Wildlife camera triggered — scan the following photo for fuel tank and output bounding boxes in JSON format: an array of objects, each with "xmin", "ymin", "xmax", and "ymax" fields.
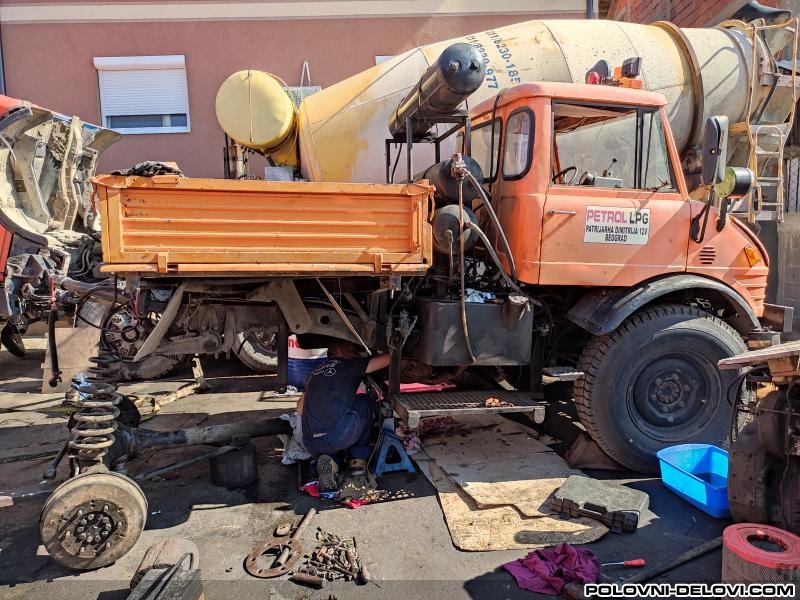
[
  {"xmin": 297, "ymin": 18, "xmax": 796, "ymax": 183},
  {"xmin": 215, "ymin": 70, "xmax": 299, "ymax": 166}
]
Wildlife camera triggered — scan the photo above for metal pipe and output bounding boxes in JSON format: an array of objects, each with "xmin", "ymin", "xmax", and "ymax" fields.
[
  {"xmin": 60, "ymin": 278, "xmax": 122, "ymax": 304},
  {"xmin": 277, "ymin": 313, "xmax": 289, "ymax": 391},
  {"xmin": 457, "ymin": 176, "xmax": 477, "ymax": 363},
  {"xmin": 134, "ymin": 446, "xmax": 235, "ymax": 481},
  {"xmin": 315, "ymin": 278, "xmax": 371, "ymax": 355},
  {"xmin": 0, "ymin": 24, "xmax": 6, "ymax": 95},
  {"xmin": 131, "ymin": 419, "xmax": 292, "ymax": 453}
]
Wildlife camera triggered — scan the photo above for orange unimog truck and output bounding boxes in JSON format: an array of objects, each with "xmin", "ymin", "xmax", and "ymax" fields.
[
  {"xmin": 34, "ymin": 42, "xmax": 796, "ymax": 571},
  {"xmin": 93, "ymin": 71, "xmax": 782, "ymax": 475}
]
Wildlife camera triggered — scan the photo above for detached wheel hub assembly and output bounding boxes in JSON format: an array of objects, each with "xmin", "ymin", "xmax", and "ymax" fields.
[{"xmin": 39, "ymin": 472, "xmax": 147, "ymax": 570}]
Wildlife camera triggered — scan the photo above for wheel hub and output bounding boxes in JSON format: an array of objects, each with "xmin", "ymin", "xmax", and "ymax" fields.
[
  {"xmin": 105, "ymin": 309, "xmax": 152, "ymax": 359},
  {"xmin": 631, "ymin": 354, "xmax": 718, "ymax": 440},
  {"xmin": 58, "ymin": 499, "xmax": 127, "ymax": 558}
]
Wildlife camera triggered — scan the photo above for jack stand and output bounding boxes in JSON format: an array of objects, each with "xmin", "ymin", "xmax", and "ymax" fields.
[{"xmin": 371, "ymin": 418, "xmax": 415, "ymax": 478}]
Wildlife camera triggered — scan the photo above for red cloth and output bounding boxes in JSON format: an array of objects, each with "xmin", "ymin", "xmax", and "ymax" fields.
[
  {"xmin": 503, "ymin": 543, "xmax": 601, "ymax": 595},
  {"xmin": 301, "ymin": 481, "xmax": 370, "ymax": 509}
]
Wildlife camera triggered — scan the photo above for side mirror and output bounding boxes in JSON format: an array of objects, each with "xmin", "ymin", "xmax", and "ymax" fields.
[{"xmin": 702, "ymin": 116, "xmax": 729, "ymax": 186}]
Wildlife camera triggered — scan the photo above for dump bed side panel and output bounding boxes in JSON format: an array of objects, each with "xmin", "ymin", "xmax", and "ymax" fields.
[{"xmin": 95, "ymin": 175, "xmax": 434, "ymax": 275}]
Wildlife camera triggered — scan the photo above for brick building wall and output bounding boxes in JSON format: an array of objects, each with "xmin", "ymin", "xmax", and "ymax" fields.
[{"xmin": 607, "ymin": 0, "xmax": 783, "ymax": 26}]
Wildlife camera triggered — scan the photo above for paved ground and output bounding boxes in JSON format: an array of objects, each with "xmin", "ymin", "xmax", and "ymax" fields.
[{"xmin": 0, "ymin": 337, "xmax": 728, "ymax": 599}]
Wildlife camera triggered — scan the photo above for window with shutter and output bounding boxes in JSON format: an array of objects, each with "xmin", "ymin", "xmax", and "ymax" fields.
[{"xmin": 93, "ymin": 55, "xmax": 190, "ymax": 134}]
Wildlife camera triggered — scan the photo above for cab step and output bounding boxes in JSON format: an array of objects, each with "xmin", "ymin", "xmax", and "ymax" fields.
[
  {"xmin": 542, "ymin": 366, "xmax": 585, "ymax": 383},
  {"xmin": 393, "ymin": 390, "xmax": 546, "ymax": 428}
]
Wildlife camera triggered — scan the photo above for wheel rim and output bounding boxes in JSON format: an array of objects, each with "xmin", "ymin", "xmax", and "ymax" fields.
[{"xmin": 628, "ymin": 350, "xmax": 721, "ymax": 442}]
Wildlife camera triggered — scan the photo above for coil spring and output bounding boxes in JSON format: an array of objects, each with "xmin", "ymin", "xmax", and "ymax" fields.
[{"xmin": 68, "ymin": 352, "xmax": 122, "ymax": 464}]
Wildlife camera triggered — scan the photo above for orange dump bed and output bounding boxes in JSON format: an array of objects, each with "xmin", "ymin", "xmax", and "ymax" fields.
[{"xmin": 94, "ymin": 175, "xmax": 434, "ymax": 276}]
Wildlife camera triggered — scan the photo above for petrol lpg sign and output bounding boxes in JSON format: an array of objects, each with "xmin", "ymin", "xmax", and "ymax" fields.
[{"xmin": 584, "ymin": 206, "xmax": 650, "ymax": 245}]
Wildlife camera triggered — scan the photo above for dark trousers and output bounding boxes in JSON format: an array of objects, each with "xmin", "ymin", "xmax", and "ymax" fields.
[{"xmin": 304, "ymin": 394, "xmax": 375, "ymax": 461}]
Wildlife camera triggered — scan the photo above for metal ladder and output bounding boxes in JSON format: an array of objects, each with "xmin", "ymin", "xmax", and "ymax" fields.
[
  {"xmin": 750, "ymin": 122, "xmax": 791, "ymax": 222},
  {"xmin": 723, "ymin": 17, "xmax": 798, "ymax": 223}
]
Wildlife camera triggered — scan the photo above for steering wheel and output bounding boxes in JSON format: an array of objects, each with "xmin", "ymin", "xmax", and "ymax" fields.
[{"xmin": 552, "ymin": 166, "xmax": 577, "ymax": 185}]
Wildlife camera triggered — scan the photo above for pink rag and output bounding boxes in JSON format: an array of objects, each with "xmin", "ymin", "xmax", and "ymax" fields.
[{"xmin": 503, "ymin": 543, "xmax": 601, "ymax": 595}]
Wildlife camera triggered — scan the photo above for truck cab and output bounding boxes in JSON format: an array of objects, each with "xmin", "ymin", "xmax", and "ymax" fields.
[{"xmin": 466, "ymin": 82, "xmax": 769, "ymax": 321}]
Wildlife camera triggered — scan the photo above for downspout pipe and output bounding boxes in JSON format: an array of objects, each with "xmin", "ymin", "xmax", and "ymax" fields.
[{"xmin": 0, "ymin": 22, "xmax": 6, "ymax": 95}]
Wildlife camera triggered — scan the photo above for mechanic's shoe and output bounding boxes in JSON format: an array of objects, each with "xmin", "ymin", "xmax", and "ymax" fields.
[
  {"xmin": 348, "ymin": 458, "xmax": 368, "ymax": 476},
  {"xmin": 316, "ymin": 455, "xmax": 339, "ymax": 493}
]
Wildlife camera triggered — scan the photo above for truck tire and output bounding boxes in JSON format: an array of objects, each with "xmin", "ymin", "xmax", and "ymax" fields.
[
  {"xmin": 574, "ymin": 304, "xmax": 747, "ymax": 474},
  {"xmin": 234, "ymin": 332, "xmax": 278, "ymax": 373},
  {"xmin": 779, "ymin": 458, "xmax": 800, "ymax": 535},
  {"xmin": 728, "ymin": 422, "xmax": 783, "ymax": 525}
]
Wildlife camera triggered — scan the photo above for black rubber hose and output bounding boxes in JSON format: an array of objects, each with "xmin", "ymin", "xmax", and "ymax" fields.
[
  {"xmin": 465, "ymin": 170, "xmax": 518, "ymax": 281},
  {"xmin": 47, "ymin": 308, "xmax": 62, "ymax": 388}
]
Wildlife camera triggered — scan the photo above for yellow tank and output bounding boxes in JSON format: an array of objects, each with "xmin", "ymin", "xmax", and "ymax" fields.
[{"xmin": 215, "ymin": 70, "xmax": 299, "ymax": 166}]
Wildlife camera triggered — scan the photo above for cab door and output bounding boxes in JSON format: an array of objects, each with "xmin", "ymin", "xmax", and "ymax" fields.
[
  {"xmin": 539, "ymin": 103, "xmax": 690, "ymax": 287},
  {"xmin": 483, "ymin": 104, "xmax": 548, "ymax": 285}
]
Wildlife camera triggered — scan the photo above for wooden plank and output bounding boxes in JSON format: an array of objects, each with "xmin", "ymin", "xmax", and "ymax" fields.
[
  {"xmin": 422, "ymin": 414, "xmax": 581, "ymax": 517},
  {"xmin": 718, "ymin": 340, "xmax": 800, "ymax": 369},
  {"xmin": 41, "ymin": 327, "xmax": 100, "ymax": 393},
  {"xmin": 421, "ymin": 461, "xmax": 607, "ymax": 551}
]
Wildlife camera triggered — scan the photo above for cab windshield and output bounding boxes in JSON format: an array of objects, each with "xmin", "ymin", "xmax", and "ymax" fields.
[{"xmin": 552, "ymin": 102, "xmax": 676, "ymax": 192}]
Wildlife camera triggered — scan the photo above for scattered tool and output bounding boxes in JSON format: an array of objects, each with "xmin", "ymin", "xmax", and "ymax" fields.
[
  {"xmin": 622, "ymin": 536, "xmax": 722, "ymax": 584},
  {"xmin": 289, "ymin": 572, "xmax": 327, "ymax": 589},
  {"xmin": 244, "ymin": 508, "xmax": 316, "ymax": 578},
  {"xmin": 601, "ymin": 559, "xmax": 646, "ymax": 568},
  {"xmin": 563, "ymin": 537, "xmax": 723, "ymax": 600},
  {"xmin": 295, "ymin": 528, "xmax": 370, "ymax": 585},
  {"xmin": 134, "ymin": 446, "xmax": 236, "ymax": 482}
]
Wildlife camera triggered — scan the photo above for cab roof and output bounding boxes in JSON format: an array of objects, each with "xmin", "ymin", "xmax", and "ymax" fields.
[{"xmin": 471, "ymin": 82, "xmax": 668, "ymax": 118}]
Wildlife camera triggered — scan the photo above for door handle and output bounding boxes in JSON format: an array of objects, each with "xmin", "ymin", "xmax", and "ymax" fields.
[{"xmin": 546, "ymin": 209, "xmax": 577, "ymax": 216}]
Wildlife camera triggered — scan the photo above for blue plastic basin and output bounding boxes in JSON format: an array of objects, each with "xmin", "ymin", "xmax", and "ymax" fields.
[
  {"xmin": 287, "ymin": 357, "xmax": 327, "ymax": 390},
  {"xmin": 656, "ymin": 444, "xmax": 730, "ymax": 518}
]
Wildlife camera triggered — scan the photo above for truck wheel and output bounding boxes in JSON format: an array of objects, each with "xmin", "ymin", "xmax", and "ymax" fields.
[
  {"xmin": 574, "ymin": 304, "xmax": 747, "ymax": 474},
  {"xmin": 779, "ymin": 458, "xmax": 800, "ymax": 535},
  {"xmin": 234, "ymin": 332, "xmax": 277, "ymax": 373}
]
